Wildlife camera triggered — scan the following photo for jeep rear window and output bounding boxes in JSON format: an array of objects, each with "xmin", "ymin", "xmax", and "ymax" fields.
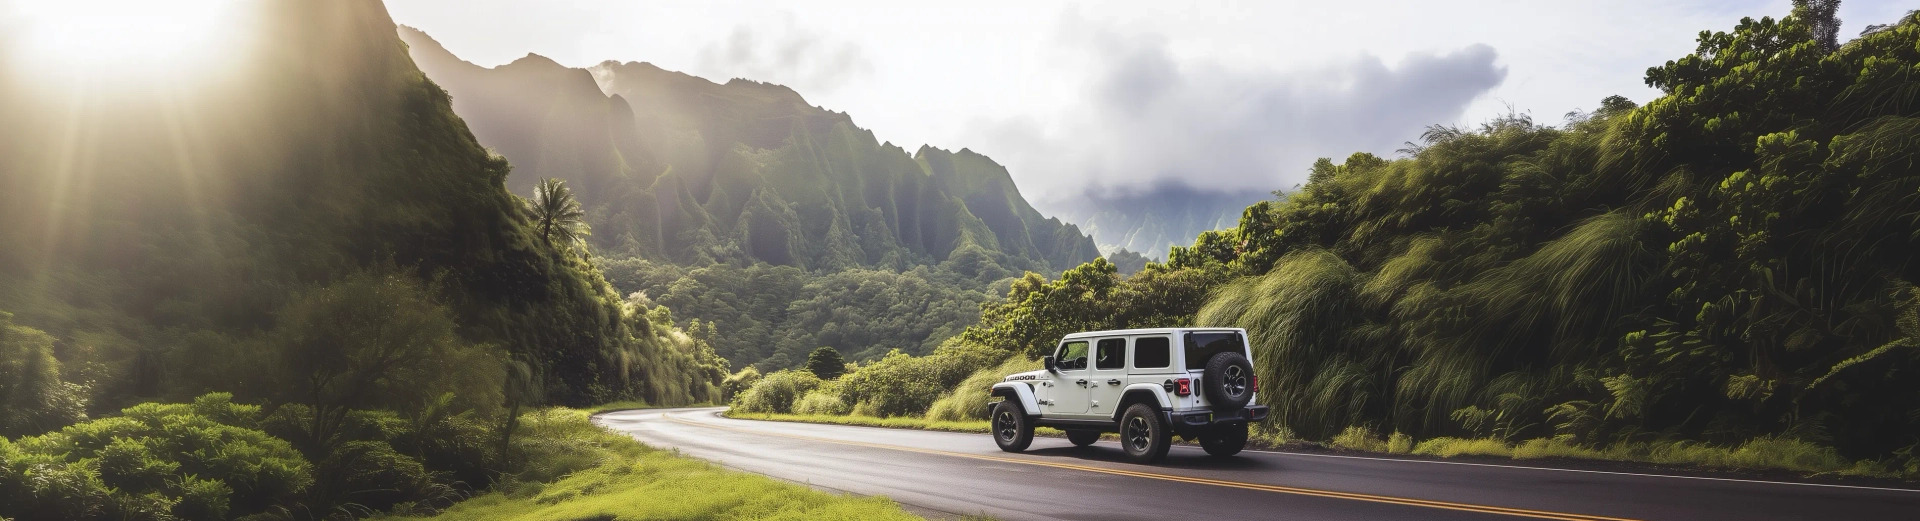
[
  {"xmin": 1184, "ymin": 332, "xmax": 1245, "ymax": 370},
  {"xmin": 1095, "ymin": 339, "xmax": 1126, "ymax": 370},
  {"xmin": 1132, "ymin": 337, "xmax": 1171, "ymax": 369}
]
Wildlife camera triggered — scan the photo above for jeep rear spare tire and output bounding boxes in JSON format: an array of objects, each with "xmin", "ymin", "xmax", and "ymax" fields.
[
  {"xmin": 992, "ymin": 400, "xmax": 1034, "ymax": 452},
  {"xmin": 1203, "ymin": 351, "xmax": 1255, "ymax": 410}
]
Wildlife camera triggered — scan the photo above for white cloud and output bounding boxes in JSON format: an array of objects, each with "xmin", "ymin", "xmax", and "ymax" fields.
[
  {"xmin": 977, "ymin": 13, "xmax": 1506, "ymax": 198},
  {"xmin": 695, "ymin": 12, "xmax": 872, "ymax": 94}
]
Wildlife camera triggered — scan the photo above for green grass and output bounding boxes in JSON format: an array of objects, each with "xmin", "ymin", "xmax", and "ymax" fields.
[{"xmin": 380, "ymin": 408, "xmax": 922, "ymax": 521}]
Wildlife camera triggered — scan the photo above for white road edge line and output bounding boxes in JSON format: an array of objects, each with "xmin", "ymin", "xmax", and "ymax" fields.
[{"xmin": 665, "ymin": 409, "xmax": 1920, "ymax": 495}]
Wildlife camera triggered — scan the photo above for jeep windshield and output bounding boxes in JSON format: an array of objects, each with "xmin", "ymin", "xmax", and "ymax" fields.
[{"xmin": 1184, "ymin": 331, "xmax": 1245, "ymax": 370}]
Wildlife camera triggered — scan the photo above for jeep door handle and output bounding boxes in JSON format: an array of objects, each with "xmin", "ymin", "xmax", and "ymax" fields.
[
  {"xmin": 1107, "ymin": 379, "xmax": 1121, "ymax": 386},
  {"xmin": 1075, "ymin": 379, "xmax": 1088, "ymax": 386}
]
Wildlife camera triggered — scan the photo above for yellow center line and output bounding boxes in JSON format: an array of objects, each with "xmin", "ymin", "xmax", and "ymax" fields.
[{"xmin": 662, "ymin": 413, "xmax": 1641, "ymax": 521}]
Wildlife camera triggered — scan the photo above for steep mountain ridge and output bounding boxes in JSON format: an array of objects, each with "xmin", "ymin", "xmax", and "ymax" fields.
[{"xmin": 398, "ymin": 27, "xmax": 1099, "ymax": 276}]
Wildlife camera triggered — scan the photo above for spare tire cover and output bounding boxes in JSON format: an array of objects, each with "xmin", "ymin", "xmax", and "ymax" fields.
[{"xmin": 1203, "ymin": 351, "xmax": 1254, "ymax": 410}]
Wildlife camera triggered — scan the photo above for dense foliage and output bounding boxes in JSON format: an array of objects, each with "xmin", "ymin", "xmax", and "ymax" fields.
[
  {"xmin": 601, "ymin": 258, "xmax": 1000, "ymax": 368},
  {"xmin": 0, "ymin": 1, "xmax": 731, "ymax": 518},
  {"xmin": 862, "ymin": 6, "xmax": 1920, "ymax": 470}
]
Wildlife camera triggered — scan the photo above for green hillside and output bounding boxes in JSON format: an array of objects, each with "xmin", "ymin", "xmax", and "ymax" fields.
[
  {"xmin": 736, "ymin": 7, "xmax": 1920, "ymax": 473},
  {"xmin": 398, "ymin": 28, "xmax": 1103, "ymax": 369}
]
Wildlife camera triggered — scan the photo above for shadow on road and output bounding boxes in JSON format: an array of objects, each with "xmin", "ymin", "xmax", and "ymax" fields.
[{"xmin": 1024, "ymin": 445, "xmax": 1274, "ymax": 471}]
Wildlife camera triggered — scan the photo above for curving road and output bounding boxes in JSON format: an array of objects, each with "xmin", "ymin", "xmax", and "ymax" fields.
[{"xmin": 594, "ymin": 407, "xmax": 1920, "ymax": 520}]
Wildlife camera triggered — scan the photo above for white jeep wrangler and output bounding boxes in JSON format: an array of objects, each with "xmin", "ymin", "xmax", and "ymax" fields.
[{"xmin": 989, "ymin": 328, "xmax": 1268, "ymax": 463}]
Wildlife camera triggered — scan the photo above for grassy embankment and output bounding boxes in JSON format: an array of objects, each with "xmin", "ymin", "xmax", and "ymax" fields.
[{"xmin": 379, "ymin": 408, "xmax": 921, "ymax": 521}]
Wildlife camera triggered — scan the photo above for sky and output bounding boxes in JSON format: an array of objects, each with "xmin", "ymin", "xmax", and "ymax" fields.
[{"xmin": 386, "ymin": 0, "xmax": 1914, "ymax": 204}]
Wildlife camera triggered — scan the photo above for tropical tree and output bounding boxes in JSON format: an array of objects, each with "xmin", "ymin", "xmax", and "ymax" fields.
[
  {"xmin": 806, "ymin": 347, "xmax": 846, "ymax": 380},
  {"xmin": 528, "ymin": 177, "xmax": 589, "ymax": 247}
]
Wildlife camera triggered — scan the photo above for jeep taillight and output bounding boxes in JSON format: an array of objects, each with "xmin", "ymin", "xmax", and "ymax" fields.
[
  {"xmin": 1174, "ymin": 378, "xmax": 1191, "ymax": 397},
  {"xmin": 1251, "ymin": 374, "xmax": 1258, "ymax": 392}
]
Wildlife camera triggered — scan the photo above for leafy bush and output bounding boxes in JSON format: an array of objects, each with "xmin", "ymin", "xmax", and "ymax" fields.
[
  {"xmin": 836, "ymin": 341, "xmax": 1006, "ymax": 418},
  {"xmin": 731, "ymin": 370, "xmax": 821, "ymax": 414},
  {"xmin": 790, "ymin": 391, "xmax": 850, "ymax": 416},
  {"xmin": 0, "ymin": 393, "xmax": 313, "ymax": 521}
]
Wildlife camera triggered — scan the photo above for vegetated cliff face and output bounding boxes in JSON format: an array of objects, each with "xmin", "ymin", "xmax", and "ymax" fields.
[
  {"xmin": 399, "ymin": 27, "xmax": 1099, "ymax": 276},
  {"xmin": 0, "ymin": 0, "xmax": 722, "ymax": 408}
]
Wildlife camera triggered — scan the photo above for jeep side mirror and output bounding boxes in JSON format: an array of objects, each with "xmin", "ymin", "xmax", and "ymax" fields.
[{"xmin": 1043, "ymin": 355, "xmax": 1057, "ymax": 373}]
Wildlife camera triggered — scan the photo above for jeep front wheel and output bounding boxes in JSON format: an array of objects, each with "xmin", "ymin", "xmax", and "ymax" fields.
[
  {"xmin": 991, "ymin": 400, "xmax": 1033, "ymax": 452},
  {"xmin": 1119, "ymin": 403, "xmax": 1171, "ymax": 463},
  {"xmin": 1066, "ymin": 430, "xmax": 1101, "ymax": 447},
  {"xmin": 1200, "ymin": 422, "xmax": 1248, "ymax": 457}
]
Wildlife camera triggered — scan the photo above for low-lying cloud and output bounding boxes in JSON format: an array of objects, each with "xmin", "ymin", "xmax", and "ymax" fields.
[
  {"xmin": 697, "ymin": 13, "xmax": 871, "ymax": 94},
  {"xmin": 977, "ymin": 17, "xmax": 1507, "ymax": 201}
]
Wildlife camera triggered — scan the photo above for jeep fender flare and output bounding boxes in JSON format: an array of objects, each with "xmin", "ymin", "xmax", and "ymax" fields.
[
  {"xmin": 990, "ymin": 382, "xmax": 1040, "ymax": 416},
  {"xmin": 1112, "ymin": 384, "xmax": 1173, "ymax": 421}
]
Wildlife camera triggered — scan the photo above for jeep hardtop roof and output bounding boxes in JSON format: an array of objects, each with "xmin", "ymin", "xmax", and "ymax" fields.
[{"xmin": 1057, "ymin": 327, "xmax": 1245, "ymax": 340}]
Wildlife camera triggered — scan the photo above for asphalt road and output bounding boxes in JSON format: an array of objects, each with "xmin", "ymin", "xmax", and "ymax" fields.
[{"xmin": 594, "ymin": 407, "xmax": 1920, "ymax": 520}]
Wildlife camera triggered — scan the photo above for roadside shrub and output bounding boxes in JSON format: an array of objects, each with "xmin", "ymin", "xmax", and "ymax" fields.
[
  {"xmin": 924, "ymin": 354, "xmax": 1035, "ymax": 422},
  {"xmin": 791, "ymin": 390, "xmax": 850, "ymax": 416},
  {"xmin": 317, "ymin": 440, "xmax": 437, "ymax": 514},
  {"xmin": 732, "ymin": 370, "xmax": 821, "ymax": 414},
  {"xmin": 1386, "ymin": 432, "xmax": 1414, "ymax": 454},
  {"xmin": 0, "ymin": 393, "xmax": 313, "ymax": 521},
  {"xmin": 1250, "ymin": 422, "xmax": 1296, "ymax": 446},
  {"xmin": 721, "ymin": 367, "xmax": 763, "ymax": 402},
  {"xmin": 1330, "ymin": 426, "xmax": 1388, "ymax": 452},
  {"xmin": 506, "ymin": 408, "xmax": 642, "ymax": 485},
  {"xmin": 1411, "ymin": 437, "xmax": 1514, "ymax": 458},
  {"xmin": 1512, "ymin": 438, "xmax": 1606, "ymax": 460},
  {"xmin": 840, "ymin": 342, "xmax": 1003, "ymax": 418}
]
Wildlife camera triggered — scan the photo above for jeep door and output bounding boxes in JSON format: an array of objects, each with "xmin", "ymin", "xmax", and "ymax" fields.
[
  {"xmin": 1039, "ymin": 340, "xmax": 1091, "ymax": 416},
  {"xmin": 1087, "ymin": 337, "xmax": 1129, "ymax": 419}
]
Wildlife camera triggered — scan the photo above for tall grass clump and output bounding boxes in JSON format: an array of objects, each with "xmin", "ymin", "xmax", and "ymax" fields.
[
  {"xmin": 730, "ymin": 370, "xmax": 820, "ymax": 414},
  {"xmin": 925, "ymin": 354, "xmax": 1039, "ymax": 422}
]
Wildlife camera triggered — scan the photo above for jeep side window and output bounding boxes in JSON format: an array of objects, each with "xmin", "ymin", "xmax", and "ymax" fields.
[
  {"xmin": 1056, "ymin": 341, "xmax": 1090, "ymax": 370},
  {"xmin": 1132, "ymin": 336, "xmax": 1171, "ymax": 369},
  {"xmin": 1095, "ymin": 338, "xmax": 1126, "ymax": 370}
]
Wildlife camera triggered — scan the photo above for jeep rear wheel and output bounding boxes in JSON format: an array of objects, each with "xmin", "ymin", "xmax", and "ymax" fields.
[
  {"xmin": 1119, "ymin": 403, "xmax": 1171, "ymax": 463},
  {"xmin": 991, "ymin": 400, "xmax": 1033, "ymax": 452},
  {"xmin": 1200, "ymin": 422, "xmax": 1248, "ymax": 457},
  {"xmin": 1066, "ymin": 430, "xmax": 1101, "ymax": 447}
]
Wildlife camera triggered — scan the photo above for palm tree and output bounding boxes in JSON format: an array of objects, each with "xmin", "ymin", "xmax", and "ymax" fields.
[{"xmin": 528, "ymin": 177, "xmax": 589, "ymax": 247}]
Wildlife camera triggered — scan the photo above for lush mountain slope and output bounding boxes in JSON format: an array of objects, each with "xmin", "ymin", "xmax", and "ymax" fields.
[
  {"xmin": 0, "ymin": 1, "xmax": 722, "ymax": 413},
  {"xmin": 748, "ymin": 7, "xmax": 1920, "ymax": 474},
  {"xmin": 399, "ymin": 27, "xmax": 1099, "ymax": 275},
  {"xmin": 398, "ymin": 28, "xmax": 1105, "ymax": 369},
  {"xmin": 1040, "ymin": 187, "xmax": 1273, "ymax": 259}
]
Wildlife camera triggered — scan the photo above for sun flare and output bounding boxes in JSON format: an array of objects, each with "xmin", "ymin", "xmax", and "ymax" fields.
[{"xmin": 7, "ymin": 0, "xmax": 256, "ymax": 88}]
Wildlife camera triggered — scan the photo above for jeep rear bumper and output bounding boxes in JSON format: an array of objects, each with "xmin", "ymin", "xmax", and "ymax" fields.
[{"xmin": 1166, "ymin": 405, "xmax": 1268, "ymax": 436}]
